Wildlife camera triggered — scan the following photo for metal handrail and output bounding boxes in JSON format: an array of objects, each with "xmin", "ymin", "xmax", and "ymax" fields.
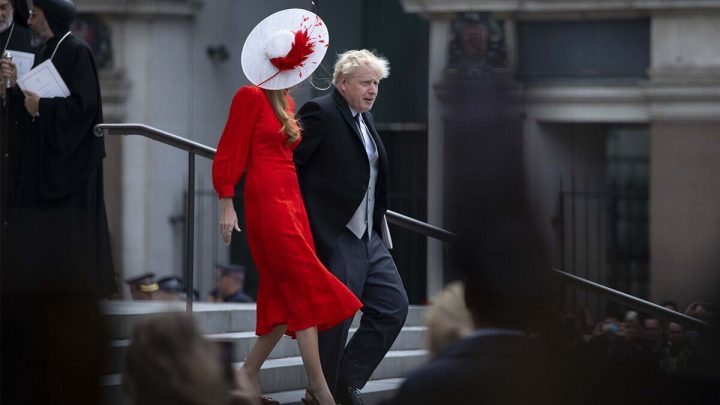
[
  {"xmin": 95, "ymin": 123, "xmax": 716, "ymax": 334},
  {"xmin": 553, "ymin": 269, "xmax": 715, "ymax": 333},
  {"xmin": 95, "ymin": 123, "xmax": 215, "ymax": 159},
  {"xmin": 96, "ymin": 123, "xmax": 210, "ymax": 312},
  {"xmin": 386, "ymin": 210, "xmax": 455, "ymax": 243},
  {"xmin": 94, "ymin": 123, "xmax": 455, "ymax": 312}
]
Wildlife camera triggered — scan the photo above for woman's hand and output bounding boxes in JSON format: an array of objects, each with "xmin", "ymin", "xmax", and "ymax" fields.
[{"xmin": 220, "ymin": 197, "xmax": 242, "ymax": 246}]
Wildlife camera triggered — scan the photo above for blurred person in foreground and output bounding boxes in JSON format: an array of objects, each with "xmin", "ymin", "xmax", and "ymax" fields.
[
  {"xmin": 0, "ymin": 0, "xmax": 115, "ymax": 296},
  {"xmin": 123, "ymin": 311, "xmax": 259, "ymax": 405},
  {"xmin": 389, "ymin": 215, "xmax": 555, "ymax": 405},
  {"xmin": 1, "ymin": 288, "xmax": 108, "ymax": 404},
  {"xmin": 423, "ymin": 280, "xmax": 473, "ymax": 356},
  {"xmin": 383, "ymin": 70, "xmax": 559, "ymax": 404}
]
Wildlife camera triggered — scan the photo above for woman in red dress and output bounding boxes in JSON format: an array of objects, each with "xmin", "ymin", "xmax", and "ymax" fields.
[{"xmin": 212, "ymin": 9, "xmax": 361, "ymax": 405}]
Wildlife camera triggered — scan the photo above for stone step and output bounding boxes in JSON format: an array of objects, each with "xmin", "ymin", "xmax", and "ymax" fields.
[
  {"xmin": 101, "ymin": 301, "xmax": 427, "ymax": 340},
  {"xmin": 102, "ymin": 301, "xmax": 257, "ymax": 340},
  {"xmin": 105, "ymin": 326, "xmax": 426, "ymax": 375},
  {"xmin": 101, "ymin": 349, "xmax": 427, "ymax": 404},
  {"xmin": 268, "ymin": 377, "xmax": 404, "ymax": 405},
  {"xmin": 251, "ymin": 349, "xmax": 427, "ymax": 394}
]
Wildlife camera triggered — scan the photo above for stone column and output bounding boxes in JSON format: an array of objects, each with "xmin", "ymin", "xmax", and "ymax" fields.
[
  {"xmin": 425, "ymin": 15, "xmax": 452, "ymax": 298},
  {"xmin": 433, "ymin": 13, "xmax": 524, "ymax": 284},
  {"xmin": 647, "ymin": 12, "xmax": 720, "ymax": 306},
  {"xmin": 77, "ymin": 0, "xmax": 201, "ymax": 297}
]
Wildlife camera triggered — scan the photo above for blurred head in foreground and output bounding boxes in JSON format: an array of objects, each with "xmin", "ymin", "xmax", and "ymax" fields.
[{"xmin": 123, "ymin": 312, "xmax": 232, "ymax": 405}]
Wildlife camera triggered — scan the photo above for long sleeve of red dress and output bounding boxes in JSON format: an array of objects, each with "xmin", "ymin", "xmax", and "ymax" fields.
[{"xmin": 213, "ymin": 86, "xmax": 262, "ymax": 198}]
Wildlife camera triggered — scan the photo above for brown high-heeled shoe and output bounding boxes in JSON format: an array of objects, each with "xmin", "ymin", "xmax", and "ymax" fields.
[{"xmin": 301, "ymin": 389, "xmax": 320, "ymax": 405}]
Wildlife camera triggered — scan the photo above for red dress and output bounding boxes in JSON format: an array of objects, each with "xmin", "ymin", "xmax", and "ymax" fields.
[{"xmin": 213, "ymin": 85, "xmax": 362, "ymax": 337}]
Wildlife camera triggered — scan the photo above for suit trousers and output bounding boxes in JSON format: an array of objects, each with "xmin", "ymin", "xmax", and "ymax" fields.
[{"xmin": 319, "ymin": 228, "xmax": 409, "ymax": 392}]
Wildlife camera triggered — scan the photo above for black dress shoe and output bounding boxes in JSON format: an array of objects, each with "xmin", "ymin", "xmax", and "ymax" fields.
[{"xmin": 336, "ymin": 386, "xmax": 363, "ymax": 405}]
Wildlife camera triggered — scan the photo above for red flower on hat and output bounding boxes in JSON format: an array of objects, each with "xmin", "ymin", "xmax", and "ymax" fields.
[
  {"xmin": 254, "ymin": 12, "xmax": 328, "ymax": 88},
  {"xmin": 269, "ymin": 29, "xmax": 314, "ymax": 72}
]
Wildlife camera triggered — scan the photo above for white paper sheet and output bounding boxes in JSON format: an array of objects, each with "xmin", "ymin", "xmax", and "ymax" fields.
[
  {"xmin": 17, "ymin": 59, "xmax": 70, "ymax": 98},
  {"xmin": 5, "ymin": 50, "xmax": 35, "ymax": 78}
]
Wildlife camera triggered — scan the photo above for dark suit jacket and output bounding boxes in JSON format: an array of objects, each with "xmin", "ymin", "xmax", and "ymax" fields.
[
  {"xmin": 389, "ymin": 334, "xmax": 551, "ymax": 405},
  {"xmin": 295, "ymin": 87, "xmax": 389, "ymax": 264}
]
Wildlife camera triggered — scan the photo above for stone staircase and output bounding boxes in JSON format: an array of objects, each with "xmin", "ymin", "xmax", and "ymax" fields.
[{"xmin": 100, "ymin": 301, "xmax": 428, "ymax": 404}]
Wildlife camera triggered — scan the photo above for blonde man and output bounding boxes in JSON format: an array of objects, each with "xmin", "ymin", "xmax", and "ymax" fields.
[{"xmin": 295, "ymin": 49, "xmax": 408, "ymax": 405}]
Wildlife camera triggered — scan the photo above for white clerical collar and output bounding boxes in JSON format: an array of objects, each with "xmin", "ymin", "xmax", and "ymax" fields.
[
  {"xmin": 50, "ymin": 31, "xmax": 72, "ymax": 61},
  {"xmin": 2, "ymin": 22, "xmax": 15, "ymax": 54},
  {"xmin": 349, "ymin": 106, "xmax": 360, "ymax": 118}
]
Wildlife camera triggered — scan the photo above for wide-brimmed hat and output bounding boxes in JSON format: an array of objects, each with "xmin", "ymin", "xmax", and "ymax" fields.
[{"xmin": 241, "ymin": 8, "xmax": 329, "ymax": 90}]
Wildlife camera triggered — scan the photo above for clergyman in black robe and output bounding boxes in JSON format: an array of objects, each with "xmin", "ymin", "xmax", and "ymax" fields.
[
  {"xmin": 0, "ymin": 0, "xmax": 34, "ymax": 58},
  {"xmin": 1, "ymin": 0, "xmax": 116, "ymax": 296},
  {"xmin": 1, "ymin": 0, "xmax": 36, "ymax": 269}
]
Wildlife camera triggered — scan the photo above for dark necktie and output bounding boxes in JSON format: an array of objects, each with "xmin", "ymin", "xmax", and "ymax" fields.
[
  {"xmin": 353, "ymin": 113, "xmax": 362, "ymax": 133},
  {"xmin": 354, "ymin": 113, "xmax": 376, "ymax": 155}
]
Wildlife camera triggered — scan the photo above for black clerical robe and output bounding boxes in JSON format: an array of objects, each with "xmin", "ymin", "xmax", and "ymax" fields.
[
  {"xmin": 6, "ymin": 32, "xmax": 116, "ymax": 297},
  {"xmin": 1, "ymin": 22, "xmax": 35, "ymax": 270},
  {"xmin": 0, "ymin": 22, "xmax": 35, "ymax": 57}
]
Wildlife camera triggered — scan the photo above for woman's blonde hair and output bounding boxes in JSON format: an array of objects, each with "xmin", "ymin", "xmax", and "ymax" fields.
[
  {"xmin": 332, "ymin": 49, "xmax": 390, "ymax": 86},
  {"xmin": 264, "ymin": 89, "xmax": 300, "ymax": 145}
]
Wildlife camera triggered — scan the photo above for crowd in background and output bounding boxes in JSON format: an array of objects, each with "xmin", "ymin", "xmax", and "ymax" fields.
[
  {"xmin": 555, "ymin": 300, "xmax": 715, "ymax": 380},
  {"xmin": 123, "ymin": 263, "xmax": 254, "ymax": 303}
]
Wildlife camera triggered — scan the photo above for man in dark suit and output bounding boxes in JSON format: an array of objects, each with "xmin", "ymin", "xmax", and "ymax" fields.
[
  {"xmin": 388, "ymin": 217, "xmax": 554, "ymax": 405},
  {"xmin": 295, "ymin": 49, "xmax": 409, "ymax": 405}
]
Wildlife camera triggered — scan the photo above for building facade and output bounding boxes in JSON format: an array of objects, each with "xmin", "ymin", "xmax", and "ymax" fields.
[
  {"xmin": 75, "ymin": 0, "xmax": 431, "ymax": 302},
  {"xmin": 401, "ymin": 0, "xmax": 720, "ymax": 309}
]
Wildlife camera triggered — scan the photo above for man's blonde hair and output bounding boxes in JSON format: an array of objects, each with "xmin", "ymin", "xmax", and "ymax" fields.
[{"xmin": 332, "ymin": 49, "xmax": 390, "ymax": 86}]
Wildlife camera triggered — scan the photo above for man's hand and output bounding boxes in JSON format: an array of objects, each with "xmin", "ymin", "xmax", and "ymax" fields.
[
  {"xmin": 23, "ymin": 90, "xmax": 40, "ymax": 117},
  {"xmin": 0, "ymin": 59, "xmax": 17, "ymax": 97},
  {"xmin": 0, "ymin": 59, "xmax": 17, "ymax": 86}
]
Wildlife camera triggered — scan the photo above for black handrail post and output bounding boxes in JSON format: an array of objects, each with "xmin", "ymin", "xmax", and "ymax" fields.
[{"xmin": 186, "ymin": 152, "xmax": 196, "ymax": 313}]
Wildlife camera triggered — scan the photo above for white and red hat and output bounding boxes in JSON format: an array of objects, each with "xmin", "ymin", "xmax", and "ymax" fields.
[{"xmin": 241, "ymin": 8, "xmax": 329, "ymax": 90}]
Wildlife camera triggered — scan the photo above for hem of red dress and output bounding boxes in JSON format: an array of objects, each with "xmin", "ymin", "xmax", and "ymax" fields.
[{"xmin": 255, "ymin": 306, "xmax": 362, "ymax": 340}]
